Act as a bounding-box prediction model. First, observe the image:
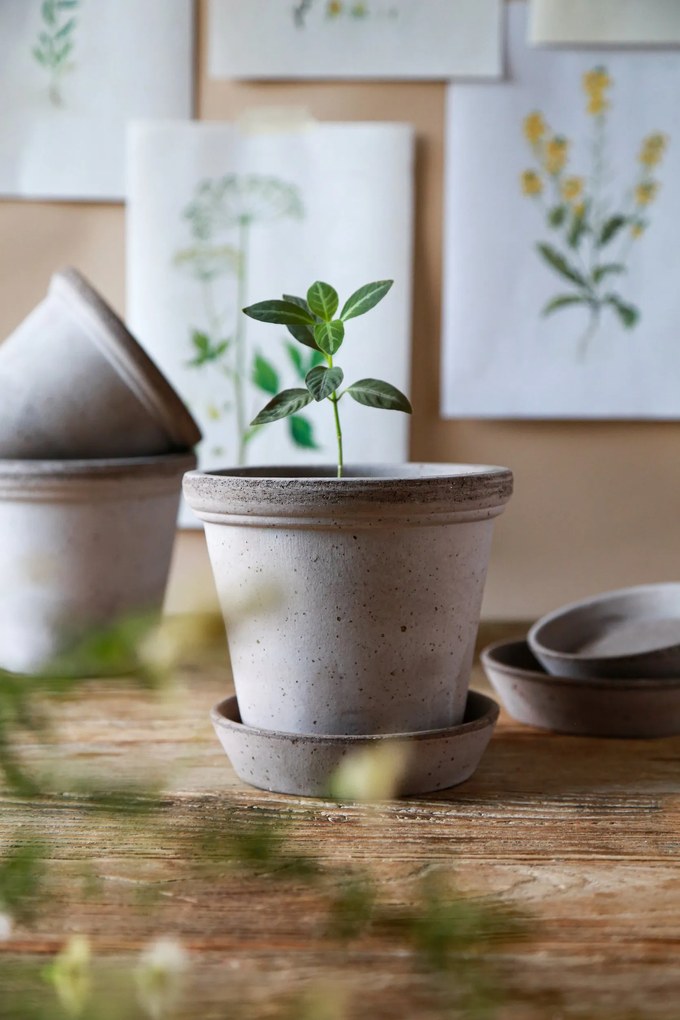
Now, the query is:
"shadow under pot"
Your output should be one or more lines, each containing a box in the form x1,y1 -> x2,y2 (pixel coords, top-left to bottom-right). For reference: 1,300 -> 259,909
0,453 -> 195,675
183,463 -> 513,737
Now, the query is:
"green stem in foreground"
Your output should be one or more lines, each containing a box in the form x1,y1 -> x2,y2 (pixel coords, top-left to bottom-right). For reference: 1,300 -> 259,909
330,390 -> 344,478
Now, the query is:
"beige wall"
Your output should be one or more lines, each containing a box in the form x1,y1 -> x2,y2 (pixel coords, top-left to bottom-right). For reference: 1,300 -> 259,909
1,0 -> 677,620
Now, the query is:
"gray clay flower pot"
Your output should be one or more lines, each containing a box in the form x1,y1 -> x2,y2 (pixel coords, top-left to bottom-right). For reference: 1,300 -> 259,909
184,463 -> 513,737
0,268 -> 201,458
0,452 -> 195,675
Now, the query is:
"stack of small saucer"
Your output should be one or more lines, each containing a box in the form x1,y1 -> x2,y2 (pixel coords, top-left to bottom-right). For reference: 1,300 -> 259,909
0,268 -> 201,675
481,583 -> 680,738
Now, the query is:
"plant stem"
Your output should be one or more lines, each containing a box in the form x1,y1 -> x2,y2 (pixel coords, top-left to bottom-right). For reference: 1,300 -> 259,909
578,304 -> 600,360
331,393 -> 344,478
234,217 -> 249,466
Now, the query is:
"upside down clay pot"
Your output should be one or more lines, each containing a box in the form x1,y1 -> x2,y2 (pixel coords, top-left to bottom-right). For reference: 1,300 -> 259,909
0,453 -> 195,675
184,464 -> 513,736
0,268 -> 201,458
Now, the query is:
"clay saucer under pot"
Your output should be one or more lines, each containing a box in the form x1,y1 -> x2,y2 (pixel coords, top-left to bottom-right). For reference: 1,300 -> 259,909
481,639 -> 680,739
211,690 -> 500,798
0,268 -> 201,459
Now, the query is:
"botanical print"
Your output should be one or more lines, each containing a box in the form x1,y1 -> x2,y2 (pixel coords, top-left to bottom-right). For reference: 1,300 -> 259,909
292,0 -> 398,27
520,67 -> 668,358
174,174 -> 322,462
32,0 -> 81,107
442,3 -> 680,419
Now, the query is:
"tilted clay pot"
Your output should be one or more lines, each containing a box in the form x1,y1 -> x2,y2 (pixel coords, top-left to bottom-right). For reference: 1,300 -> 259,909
0,268 -> 200,458
184,464 -> 513,736
0,453 -> 195,675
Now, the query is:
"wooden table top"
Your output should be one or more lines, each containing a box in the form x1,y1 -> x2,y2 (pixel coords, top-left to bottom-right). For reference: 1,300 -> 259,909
1,626 -> 679,1019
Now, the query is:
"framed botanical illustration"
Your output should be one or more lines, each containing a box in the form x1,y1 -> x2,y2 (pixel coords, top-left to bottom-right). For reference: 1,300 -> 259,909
442,3 -> 680,419
127,121 -> 414,523
0,0 -> 193,200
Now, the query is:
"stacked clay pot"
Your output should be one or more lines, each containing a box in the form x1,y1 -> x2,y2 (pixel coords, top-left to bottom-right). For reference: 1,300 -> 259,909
0,268 -> 200,674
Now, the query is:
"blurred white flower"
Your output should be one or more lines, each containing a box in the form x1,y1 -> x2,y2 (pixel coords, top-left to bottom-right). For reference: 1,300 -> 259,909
136,937 -> 188,1020
330,742 -> 410,802
0,912 -> 12,941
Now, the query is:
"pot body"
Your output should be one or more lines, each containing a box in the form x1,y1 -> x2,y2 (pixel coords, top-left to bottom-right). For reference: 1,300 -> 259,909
0,269 -> 200,458
184,465 -> 512,735
0,453 -> 195,674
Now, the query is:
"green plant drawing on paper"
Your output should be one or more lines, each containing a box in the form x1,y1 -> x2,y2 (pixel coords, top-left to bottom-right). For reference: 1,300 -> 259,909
520,66 -> 668,358
174,174 -> 320,464
293,0 -> 398,27
32,0 -> 81,107
243,279 -> 412,478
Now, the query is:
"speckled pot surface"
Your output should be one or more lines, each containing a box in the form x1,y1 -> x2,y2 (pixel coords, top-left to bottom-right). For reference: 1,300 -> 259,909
0,268 -> 201,458
482,639 -> 680,738
185,464 -> 513,736
211,690 -> 500,797
0,452 -> 195,675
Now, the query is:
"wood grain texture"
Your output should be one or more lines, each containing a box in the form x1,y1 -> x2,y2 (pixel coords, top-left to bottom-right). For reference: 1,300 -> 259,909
1,626 -> 679,1019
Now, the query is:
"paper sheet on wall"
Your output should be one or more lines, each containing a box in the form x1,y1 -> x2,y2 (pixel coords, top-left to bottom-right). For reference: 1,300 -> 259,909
208,0 -> 502,80
530,0 -> 680,46
0,0 -> 193,201
442,3 -> 680,420
127,121 -> 414,525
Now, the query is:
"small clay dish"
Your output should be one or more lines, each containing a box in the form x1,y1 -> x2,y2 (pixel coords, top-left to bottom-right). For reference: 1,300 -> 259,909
482,639 -> 680,738
528,583 -> 680,680
210,691 -> 500,798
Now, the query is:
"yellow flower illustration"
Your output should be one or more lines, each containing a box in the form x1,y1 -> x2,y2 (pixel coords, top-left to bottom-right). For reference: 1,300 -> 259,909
327,0 -> 343,15
521,170 -> 543,196
524,112 -> 547,145
635,180 -> 660,206
583,66 -> 611,116
639,132 -> 667,167
545,136 -> 569,175
561,176 -> 584,203
351,2 -> 368,15
630,223 -> 646,239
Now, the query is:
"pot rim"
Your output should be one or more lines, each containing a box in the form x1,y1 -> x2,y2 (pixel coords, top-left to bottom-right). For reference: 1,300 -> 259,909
0,453 -> 196,500
183,462 -> 513,525
50,269 -> 202,450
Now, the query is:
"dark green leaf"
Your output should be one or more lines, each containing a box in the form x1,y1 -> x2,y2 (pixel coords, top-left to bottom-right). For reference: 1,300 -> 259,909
568,212 -> 587,249
592,263 -> 626,284
282,293 -> 313,315
542,295 -> 590,317
305,365 -> 343,401
243,300 -> 315,326
286,323 -> 320,351
606,296 -> 639,329
252,353 -> 280,395
285,340 -> 305,377
250,388 -> 312,425
340,280 -> 393,321
598,215 -> 627,246
289,415 -> 319,449
536,244 -> 587,286
548,205 -> 567,228
187,330 -> 228,366
314,320 -> 345,356
347,379 -> 412,413
42,1 -> 56,27
55,17 -> 76,39
307,281 -> 339,321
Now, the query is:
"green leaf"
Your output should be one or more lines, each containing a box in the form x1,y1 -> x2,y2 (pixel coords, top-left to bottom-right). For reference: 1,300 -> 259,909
314,320 -> 345,356
250,388 -> 312,425
568,212 -> 587,249
286,323 -> 320,351
42,1 -> 57,27
548,205 -> 567,228
305,365 -> 343,401
282,293 -> 313,315
32,47 -> 48,66
592,263 -> 626,284
252,353 -> 280,395
289,415 -> 320,449
243,300 -> 315,326
55,17 -> 76,38
285,340 -> 305,377
187,329 -> 228,366
347,379 -> 412,413
606,296 -> 639,329
536,243 -> 587,286
307,281 -> 339,321
598,215 -> 627,246
309,348 -> 326,368
340,280 -> 393,321
542,295 -> 590,317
